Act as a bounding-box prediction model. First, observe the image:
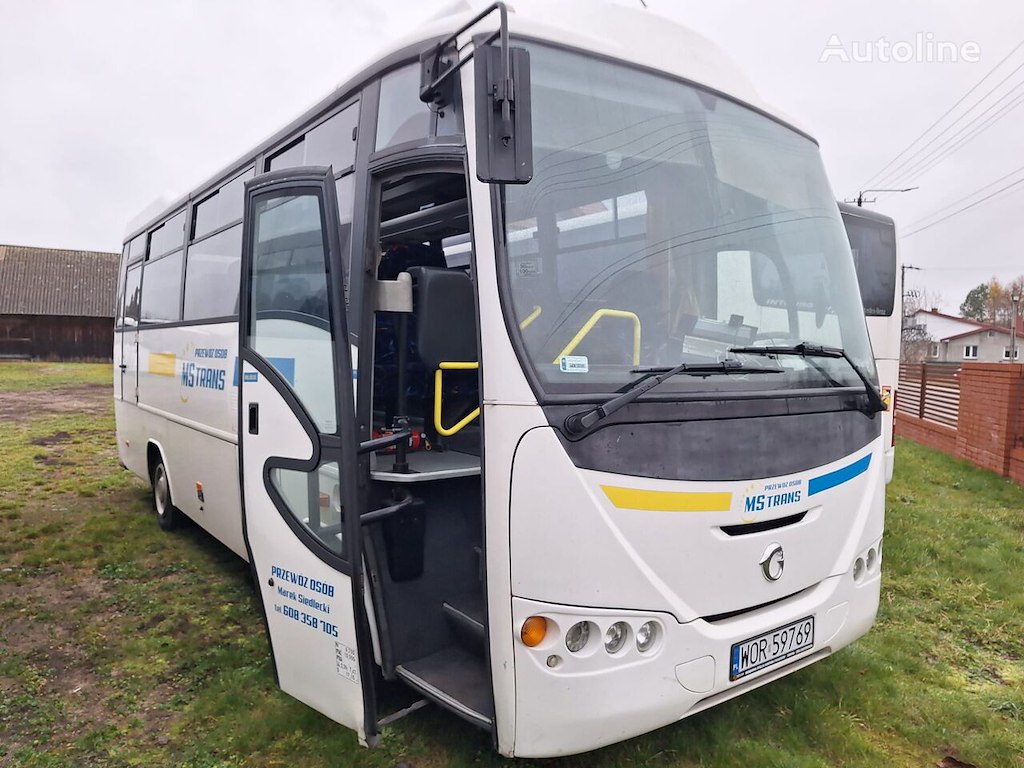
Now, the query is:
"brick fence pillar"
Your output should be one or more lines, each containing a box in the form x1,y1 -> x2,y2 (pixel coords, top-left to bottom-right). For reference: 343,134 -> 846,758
955,363 -> 1024,477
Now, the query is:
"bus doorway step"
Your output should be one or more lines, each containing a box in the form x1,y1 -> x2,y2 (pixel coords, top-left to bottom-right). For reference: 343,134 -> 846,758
395,646 -> 494,729
442,592 -> 485,653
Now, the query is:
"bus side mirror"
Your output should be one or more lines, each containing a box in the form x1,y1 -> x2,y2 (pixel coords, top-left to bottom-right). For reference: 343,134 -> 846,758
475,44 -> 532,184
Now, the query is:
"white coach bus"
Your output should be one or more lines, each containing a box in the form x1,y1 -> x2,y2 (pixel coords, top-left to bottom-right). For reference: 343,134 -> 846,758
839,203 -> 900,483
114,1 -> 887,757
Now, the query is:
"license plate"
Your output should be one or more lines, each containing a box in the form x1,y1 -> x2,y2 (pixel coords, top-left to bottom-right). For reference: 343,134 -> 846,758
730,616 -> 814,680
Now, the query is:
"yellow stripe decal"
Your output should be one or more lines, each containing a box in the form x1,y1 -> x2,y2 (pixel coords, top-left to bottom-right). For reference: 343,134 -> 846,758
602,485 -> 733,512
148,352 -> 177,377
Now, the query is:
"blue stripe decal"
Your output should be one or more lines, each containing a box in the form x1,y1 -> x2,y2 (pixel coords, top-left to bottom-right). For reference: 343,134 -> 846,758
808,454 -> 871,496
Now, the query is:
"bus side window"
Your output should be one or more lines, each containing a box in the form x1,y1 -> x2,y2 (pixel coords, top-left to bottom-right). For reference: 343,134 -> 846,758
192,168 -> 254,241
115,243 -> 129,328
139,251 -> 184,324
267,102 -> 359,174
376,65 -> 432,151
183,167 -> 255,321
123,265 -> 142,327
184,225 -> 243,321
121,234 -> 146,328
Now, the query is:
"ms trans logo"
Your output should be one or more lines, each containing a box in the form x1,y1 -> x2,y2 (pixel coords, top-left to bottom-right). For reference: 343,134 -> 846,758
743,479 -> 804,514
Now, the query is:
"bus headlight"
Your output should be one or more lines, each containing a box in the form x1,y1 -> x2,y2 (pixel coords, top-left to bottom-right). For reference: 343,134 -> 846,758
604,621 -> 629,654
565,621 -> 591,653
636,621 -> 659,653
851,538 -> 882,583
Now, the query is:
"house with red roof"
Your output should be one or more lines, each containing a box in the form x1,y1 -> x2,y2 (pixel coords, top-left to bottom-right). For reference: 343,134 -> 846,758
909,308 -> 1023,363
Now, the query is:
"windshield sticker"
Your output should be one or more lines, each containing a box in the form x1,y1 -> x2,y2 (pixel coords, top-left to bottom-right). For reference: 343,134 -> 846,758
559,355 -> 589,373
516,259 -> 541,277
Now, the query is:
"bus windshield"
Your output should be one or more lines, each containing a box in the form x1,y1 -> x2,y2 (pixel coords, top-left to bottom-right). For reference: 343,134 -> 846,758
840,204 -> 898,318
500,43 -> 875,397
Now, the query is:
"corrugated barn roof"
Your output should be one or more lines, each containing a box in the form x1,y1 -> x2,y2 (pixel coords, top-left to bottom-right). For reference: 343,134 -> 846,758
0,244 -> 120,318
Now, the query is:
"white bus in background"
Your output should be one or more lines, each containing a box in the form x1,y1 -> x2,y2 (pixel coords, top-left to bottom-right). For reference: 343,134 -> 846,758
839,202 -> 900,483
114,1 -> 888,757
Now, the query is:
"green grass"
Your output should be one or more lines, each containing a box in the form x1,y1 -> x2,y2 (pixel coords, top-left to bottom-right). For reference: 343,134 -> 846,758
0,361 -> 111,391
1,362 -> 1022,766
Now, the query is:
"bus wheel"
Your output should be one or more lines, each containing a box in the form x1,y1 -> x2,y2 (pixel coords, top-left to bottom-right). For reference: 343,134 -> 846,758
152,459 -> 180,531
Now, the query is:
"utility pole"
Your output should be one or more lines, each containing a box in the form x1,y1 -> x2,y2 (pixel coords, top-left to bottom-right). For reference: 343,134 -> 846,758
901,264 -> 923,321
846,187 -> 919,206
1011,292 -> 1020,363
900,264 -> 923,360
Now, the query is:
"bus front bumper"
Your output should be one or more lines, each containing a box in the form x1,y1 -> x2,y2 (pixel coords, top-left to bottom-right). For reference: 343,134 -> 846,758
508,557 -> 881,758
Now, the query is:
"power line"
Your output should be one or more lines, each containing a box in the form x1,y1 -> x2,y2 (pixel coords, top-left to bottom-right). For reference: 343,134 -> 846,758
876,75 -> 1024,191
889,92 -> 1024,191
909,264 -> 1024,271
857,37 -> 1024,192
901,175 -> 1024,238
902,161 -> 1024,230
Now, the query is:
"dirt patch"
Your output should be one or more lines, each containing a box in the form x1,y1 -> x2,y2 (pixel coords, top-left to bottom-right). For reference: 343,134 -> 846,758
0,384 -> 110,425
30,431 -> 72,446
0,567 -> 181,756
33,454 -> 74,467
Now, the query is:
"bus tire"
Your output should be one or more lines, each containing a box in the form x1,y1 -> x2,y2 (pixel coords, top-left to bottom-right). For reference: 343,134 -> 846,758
152,458 -> 180,531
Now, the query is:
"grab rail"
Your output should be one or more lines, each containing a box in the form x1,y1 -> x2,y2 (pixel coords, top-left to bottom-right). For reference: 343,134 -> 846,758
519,305 -> 542,330
553,309 -> 641,366
434,361 -> 481,437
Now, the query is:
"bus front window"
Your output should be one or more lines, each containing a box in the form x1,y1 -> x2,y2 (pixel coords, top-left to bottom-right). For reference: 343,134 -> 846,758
501,43 -> 874,397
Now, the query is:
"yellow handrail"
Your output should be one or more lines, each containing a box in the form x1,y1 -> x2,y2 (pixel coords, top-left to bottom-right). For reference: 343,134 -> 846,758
553,309 -> 642,366
434,361 -> 481,437
519,305 -> 542,330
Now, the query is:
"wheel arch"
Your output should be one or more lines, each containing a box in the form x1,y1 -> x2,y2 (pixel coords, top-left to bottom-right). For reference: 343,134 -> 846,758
146,439 -> 176,501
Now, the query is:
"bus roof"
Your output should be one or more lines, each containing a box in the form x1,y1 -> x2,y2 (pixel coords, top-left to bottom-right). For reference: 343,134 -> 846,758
838,202 -> 896,226
126,0 -> 809,242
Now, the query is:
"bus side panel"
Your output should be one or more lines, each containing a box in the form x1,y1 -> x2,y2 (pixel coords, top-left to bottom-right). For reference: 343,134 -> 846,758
160,420 -> 246,559
877,356 -> 898,484
136,323 -> 239,437
135,323 -> 245,557
113,329 -> 122,401
867,315 -> 900,483
114,399 -> 149,482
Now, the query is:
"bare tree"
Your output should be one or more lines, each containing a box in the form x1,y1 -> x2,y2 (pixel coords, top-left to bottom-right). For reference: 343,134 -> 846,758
901,287 -> 944,362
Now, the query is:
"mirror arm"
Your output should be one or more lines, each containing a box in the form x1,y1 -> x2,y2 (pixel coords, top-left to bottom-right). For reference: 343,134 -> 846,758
498,3 -> 513,126
419,2 -> 508,105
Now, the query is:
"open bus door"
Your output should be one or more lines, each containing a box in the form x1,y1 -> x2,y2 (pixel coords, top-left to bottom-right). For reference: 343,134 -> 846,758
237,167 -> 377,744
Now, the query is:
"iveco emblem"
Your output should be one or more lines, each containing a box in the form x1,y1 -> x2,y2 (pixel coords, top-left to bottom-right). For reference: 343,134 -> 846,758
759,543 -> 785,581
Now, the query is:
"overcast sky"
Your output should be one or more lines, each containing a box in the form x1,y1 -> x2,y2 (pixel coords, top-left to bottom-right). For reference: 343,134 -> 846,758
2,0 -> 1022,313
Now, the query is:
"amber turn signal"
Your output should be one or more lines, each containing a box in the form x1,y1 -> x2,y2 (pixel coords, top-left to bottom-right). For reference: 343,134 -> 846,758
520,616 -> 548,647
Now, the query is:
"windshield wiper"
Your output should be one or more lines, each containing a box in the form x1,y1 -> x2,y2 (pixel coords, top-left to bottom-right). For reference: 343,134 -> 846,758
563,360 -> 780,436
728,342 -> 886,414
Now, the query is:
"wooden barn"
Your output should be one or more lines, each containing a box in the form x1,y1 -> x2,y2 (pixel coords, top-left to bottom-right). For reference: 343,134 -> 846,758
0,244 -> 119,360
